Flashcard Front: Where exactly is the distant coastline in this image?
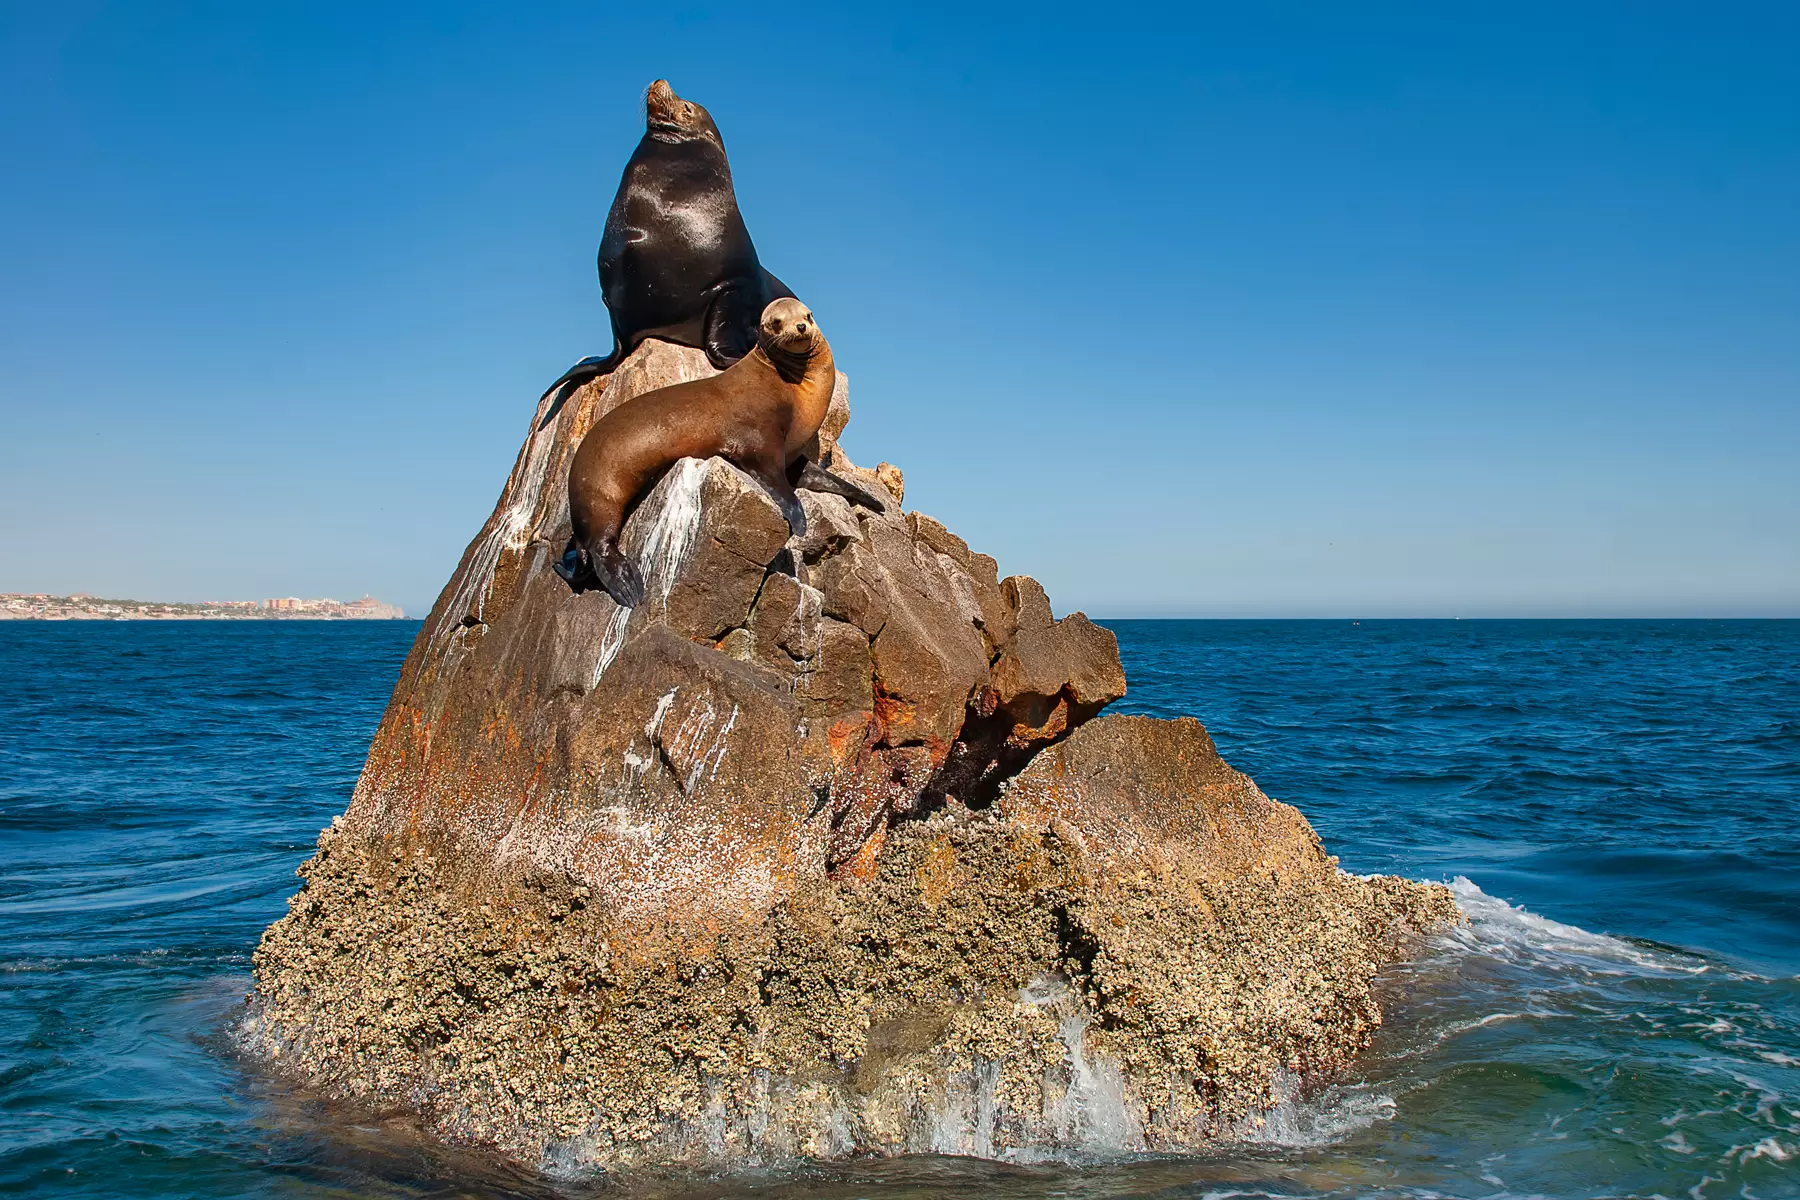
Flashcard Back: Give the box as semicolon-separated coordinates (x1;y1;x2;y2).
0;594;407;621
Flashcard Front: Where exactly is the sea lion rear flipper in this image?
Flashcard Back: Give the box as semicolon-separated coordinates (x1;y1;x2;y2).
536;353;619;425
793;460;888;514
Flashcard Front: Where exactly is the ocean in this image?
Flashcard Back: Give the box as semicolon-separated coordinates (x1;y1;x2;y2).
1;619;1795;1198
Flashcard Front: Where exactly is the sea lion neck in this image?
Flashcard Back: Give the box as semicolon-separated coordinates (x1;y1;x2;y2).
645;127;724;151
637;129;728;164
754;339;824;386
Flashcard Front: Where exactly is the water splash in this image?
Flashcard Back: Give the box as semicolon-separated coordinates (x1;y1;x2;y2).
1234;1074;1398;1148
925;1058;1001;1157
1444;876;1729;977
1017;973;1144;1157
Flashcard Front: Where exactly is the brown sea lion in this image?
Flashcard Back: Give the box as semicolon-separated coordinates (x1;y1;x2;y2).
555;299;884;607
540;80;795;404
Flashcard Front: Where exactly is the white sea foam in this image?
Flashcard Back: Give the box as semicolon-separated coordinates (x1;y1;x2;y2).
1444;876;1718;977
1235;1076;1398;1149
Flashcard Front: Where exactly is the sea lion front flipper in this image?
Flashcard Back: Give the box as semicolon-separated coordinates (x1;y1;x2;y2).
744;463;807;537
555;536;645;607
702;287;764;369
793;460;888;514
591;541;647;609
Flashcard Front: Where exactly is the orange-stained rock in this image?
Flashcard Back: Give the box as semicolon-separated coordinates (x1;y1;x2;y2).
248;338;1457;1172
325;338;1125;934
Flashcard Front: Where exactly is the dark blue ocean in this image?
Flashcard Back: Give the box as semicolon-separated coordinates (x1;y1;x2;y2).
1;619;1796;1198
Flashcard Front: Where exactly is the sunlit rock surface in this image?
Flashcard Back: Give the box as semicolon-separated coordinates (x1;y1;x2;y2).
247;339;1458;1168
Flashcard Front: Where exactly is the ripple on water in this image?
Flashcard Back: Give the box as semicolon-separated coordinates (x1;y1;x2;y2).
1;618;1797;1198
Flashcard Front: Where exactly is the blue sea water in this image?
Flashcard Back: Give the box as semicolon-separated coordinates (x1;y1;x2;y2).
0;618;1795;1198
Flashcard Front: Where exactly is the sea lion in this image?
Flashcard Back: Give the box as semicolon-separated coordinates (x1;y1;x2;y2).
541;80;794;402
555;299;884;607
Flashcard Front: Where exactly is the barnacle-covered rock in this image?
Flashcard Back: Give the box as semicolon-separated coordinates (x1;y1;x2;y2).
247;339;1458;1169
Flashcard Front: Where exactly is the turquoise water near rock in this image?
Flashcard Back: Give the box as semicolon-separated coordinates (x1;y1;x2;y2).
1;619;1795;1198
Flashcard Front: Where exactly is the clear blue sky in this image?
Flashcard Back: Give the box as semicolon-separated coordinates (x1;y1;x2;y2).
3;2;1795;617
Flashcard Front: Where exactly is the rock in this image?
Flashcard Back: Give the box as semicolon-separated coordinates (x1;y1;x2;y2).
875;461;904;504
792;490;861;563
650;458;793;642
991;611;1128;723
799;368;852;462
907;511;969;568
996;714;1464;1137
248;336;1460;1171
563;626;823;934
1002;573;1054;632
1002;714;1320;875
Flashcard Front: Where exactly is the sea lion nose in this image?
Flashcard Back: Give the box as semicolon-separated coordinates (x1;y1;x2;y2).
796;322;808;335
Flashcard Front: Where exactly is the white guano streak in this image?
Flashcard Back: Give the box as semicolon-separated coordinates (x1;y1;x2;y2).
590;458;710;686
434;396;561;653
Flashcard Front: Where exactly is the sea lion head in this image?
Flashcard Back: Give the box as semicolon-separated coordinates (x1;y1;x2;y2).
644;80;722;146
757;299;822;382
759;298;820;354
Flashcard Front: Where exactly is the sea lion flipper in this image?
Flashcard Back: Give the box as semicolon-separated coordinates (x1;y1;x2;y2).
552;542;588;590
702;288;764;370
793;460;888;514
745;464;807;537
553;537;644;607
537;353;618;424
592;543;646;609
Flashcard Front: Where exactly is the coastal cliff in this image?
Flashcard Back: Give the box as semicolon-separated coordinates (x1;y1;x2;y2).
246;341;1459;1167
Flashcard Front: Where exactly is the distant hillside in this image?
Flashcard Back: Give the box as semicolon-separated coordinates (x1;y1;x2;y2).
0;594;408;621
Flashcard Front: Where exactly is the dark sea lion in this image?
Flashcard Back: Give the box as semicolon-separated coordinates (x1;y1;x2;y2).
541;80;795;402
555;299;883;607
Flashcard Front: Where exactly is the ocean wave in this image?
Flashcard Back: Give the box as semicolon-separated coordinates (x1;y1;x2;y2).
1441;876;1740;978
0;948;249;973
1232;1078;1398;1149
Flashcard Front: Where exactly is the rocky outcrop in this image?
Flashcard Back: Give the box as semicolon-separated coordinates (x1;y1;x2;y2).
247;339;1458;1168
